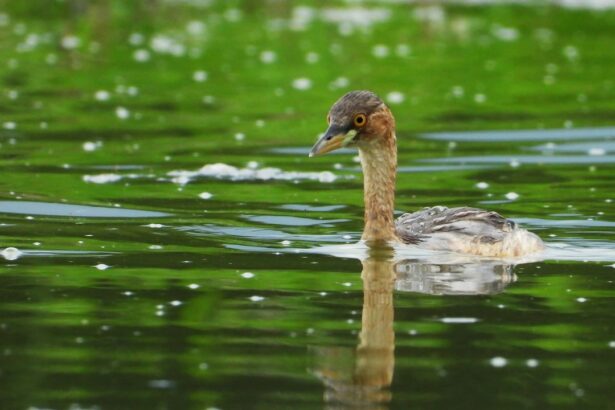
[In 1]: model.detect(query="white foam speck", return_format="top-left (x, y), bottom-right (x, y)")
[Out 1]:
top-left (1, 247), bottom-right (22, 261)
top-left (505, 192), bottom-right (519, 200)
top-left (490, 357), bottom-right (507, 367)
top-left (305, 52), bottom-right (319, 64)
top-left (588, 147), bottom-right (606, 156)
top-left (292, 77), bottom-right (312, 90)
top-left (95, 263), bottom-right (110, 270)
top-left (94, 90), bottom-right (111, 101)
top-left (167, 163), bottom-right (340, 184)
top-left (609, 341), bottom-right (615, 348)
top-left (492, 25), bottom-right (519, 41)
top-left (576, 297), bottom-right (587, 303)
top-left (386, 91), bottom-right (405, 104)
top-left (372, 44), bottom-right (389, 58)
top-left (188, 283), bottom-right (200, 289)
top-left (3, 122), bottom-right (16, 130)
top-left (241, 272), bottom-right (255, 279)
top-left (260, 50), bottom-right (277, 64)
top-left (476, 181), bottom-right (489, 189)
top-left (280, 240), bottom-right (292, 246)
top-left (440, 317), bottom-right (479, 324)
top-left (193, 70), bottom-right (208, 82)
top-left (169, 300), bottom-right (182, 306)
top-left (198, 192), bottom-right (213, 200)
top-left (234, 133), bottom-right (245, 141)
top-left (61, 35), bottom-right (80, 49)
top-left (330, 77), bottom-right (349, 90)
top-left (321, 7), bottom-right (391, 32)
top-left (83, 174), bottom-right (122, 184)
top-left (133, 49), bottom-right (150, 62)
top-left (474, 93), bottom-right (487, 104)
top-left (526, 358), bottom-right (539, 367)
top-left (115, 106), bottom-right (130, 120)
top-left (82, 141), bottom-right (102, 152)
top-left (146, 223), bottom-right (164, 228)
top-left (249, 295), bottom-right (265, 302)
top-left (129, 32), bottom-right (144, 45)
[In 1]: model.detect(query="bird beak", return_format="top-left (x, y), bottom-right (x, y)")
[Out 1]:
top-left (309, 126), bottom-right (357, 157)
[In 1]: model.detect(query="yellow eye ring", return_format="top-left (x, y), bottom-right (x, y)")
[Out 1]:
top-left (354, 113), bottom-right (367, 127)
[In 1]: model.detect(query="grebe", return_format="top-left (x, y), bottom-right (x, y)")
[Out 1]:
top-left (309, 90), bottom-right (544, 257)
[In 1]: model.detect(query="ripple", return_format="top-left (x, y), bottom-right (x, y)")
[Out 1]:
top-left (421, 126), bottom-right (615, 142)
top-left (0, 201), bottom-right (168, 218)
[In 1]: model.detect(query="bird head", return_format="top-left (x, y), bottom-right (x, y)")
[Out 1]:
top-left (309, 90), bottom-right (395, 157)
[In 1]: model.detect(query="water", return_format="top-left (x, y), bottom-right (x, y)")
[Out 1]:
top-left (1, 1), bottom-right (615, 409)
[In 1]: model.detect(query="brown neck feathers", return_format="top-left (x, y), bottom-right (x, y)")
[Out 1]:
top-left (358, 121), bottom-right (398, 245)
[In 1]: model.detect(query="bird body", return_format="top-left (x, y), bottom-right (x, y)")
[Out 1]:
top-left (310, 90), bottom-right (544, 258)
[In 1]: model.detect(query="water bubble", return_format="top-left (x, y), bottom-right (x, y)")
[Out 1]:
top-left (133, 49), bottom-right (150, 62)
top-left (330, 76), bottom-right (349, 89)
top-left (563, 45), bottom-right (579, 61)
top-left (94, 90), bottom-right (111, 101)
top-left (526, 359), bottom-right (539, 367)
top-left (588, 147), bottom-right (606, 156)
top-left (1, 247), bottom-right (22, 261)
top-left (82, 141), bottom-right (102, 152)
top-left (372, 44), bottom-right (389, 58)
top-left (61, 35), bottom-right (80, 49)
top-left (386, 91), bottom-right (405, 105)
top-left (259, 50), bottom-right (277, 64)
top-left (115, 107), bottom-right (130, 120)
top-left (193, 70), bottom-right (208, 82)
top-left (305, 52), bottom-right (319, 64)
top-left (490, 357), bottom-right (507, 367)
top-left (474, 93), bottom-right (487, 104)
top-left (186, 21), bottom-right (206, 35)
top-left (129, 32), bottom-right (144, 46)
top-left (292, 77), bottom-right (312, 90)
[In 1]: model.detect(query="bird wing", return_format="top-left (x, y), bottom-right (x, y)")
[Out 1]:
top-left (395, 206), bottom-right (516, 246)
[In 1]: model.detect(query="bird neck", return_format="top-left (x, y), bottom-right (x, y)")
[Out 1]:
top-left (358, 131), bottom-right (399, 245)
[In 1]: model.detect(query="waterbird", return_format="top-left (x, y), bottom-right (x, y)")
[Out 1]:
top-left (309, 90), bottom-right (544, 257)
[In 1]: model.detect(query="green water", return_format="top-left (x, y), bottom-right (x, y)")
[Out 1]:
top-left (1, 1), bottom-right (615, 409)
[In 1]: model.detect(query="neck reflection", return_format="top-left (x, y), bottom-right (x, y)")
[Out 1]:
top-left (311, 247), bottom-right (515, 409)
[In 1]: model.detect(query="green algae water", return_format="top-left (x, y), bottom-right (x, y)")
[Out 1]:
top-left (1, 1), bottom-right (615, 409)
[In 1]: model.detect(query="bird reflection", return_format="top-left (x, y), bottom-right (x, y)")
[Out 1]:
top-left (310, 247), bottom-right (515, 409)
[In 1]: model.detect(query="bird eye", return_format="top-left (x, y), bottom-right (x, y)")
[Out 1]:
top-left (354, 113), bottom-right (367, 127)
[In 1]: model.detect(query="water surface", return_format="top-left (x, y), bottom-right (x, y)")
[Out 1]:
top-left (1, 1), bottom-right (615, 409)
